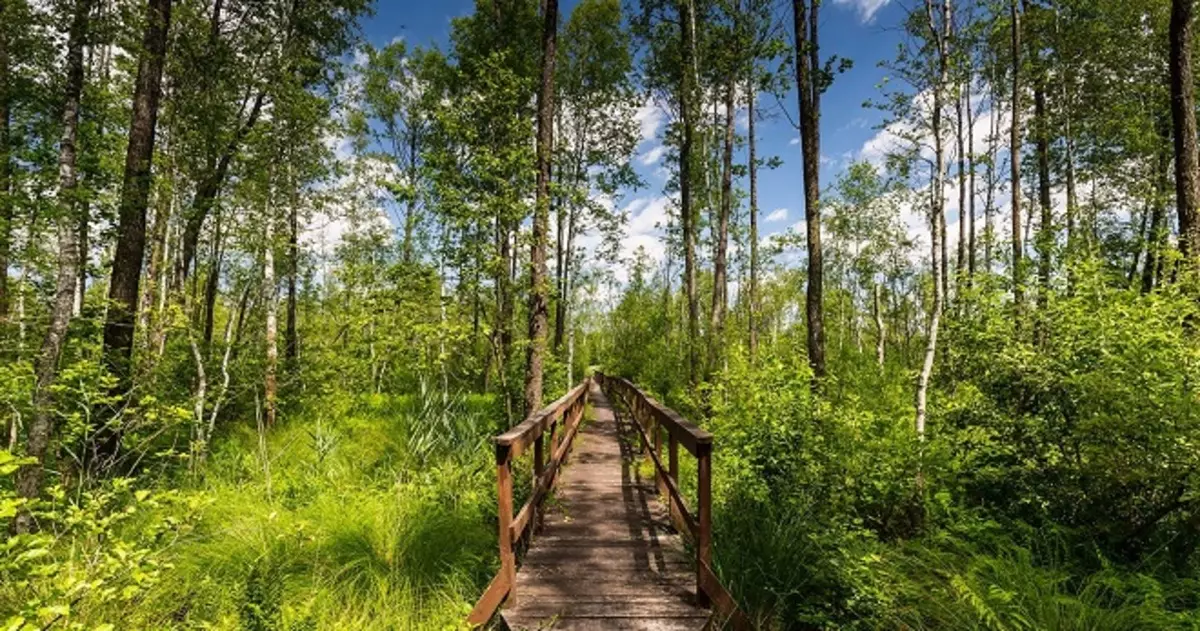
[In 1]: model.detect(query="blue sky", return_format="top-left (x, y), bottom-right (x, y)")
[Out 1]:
top-left (357, 0), bottom-right (914, 267)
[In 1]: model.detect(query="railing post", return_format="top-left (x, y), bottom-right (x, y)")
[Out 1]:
top-left (654, 417), bottom-right (664, 497)
top-left (668, 433), bottom-right (679, 520)
top-left (496, 443), bottom-right (516, 603)
top-left (696, 441), bottom-right (712, 608)
top-left (549, 418), bottom-right (558, 459)
top-left (637, 398), bottom-right (648, 455)
top-left (533, 431), bottom-right (545, 483)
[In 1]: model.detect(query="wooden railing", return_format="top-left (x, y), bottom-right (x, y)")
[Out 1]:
top-left (466, 378), bottom-right (591, 625)
top-left (598, 373), bottom-right (752, 630)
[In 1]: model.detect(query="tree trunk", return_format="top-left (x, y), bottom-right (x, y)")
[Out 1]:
top-left (1062, 60), bottom-right (1079, 261)
top-left (956, 81), bottom-right (966, 281)
top-left (0, 0), bottom-right (10, 324)
top-left (178, 91), bottom-right (266, 287)
top-left (555, 125), bottom-right (585, 355)
top-left (188, 330), bottom-right (206, 471)
top-left (985, 64), bottom-right (999, 272)
top-left (1143, 204), bottom-right (1166, 293)
top-left (101, 0), bottom-right (171, 388)
top-left (679, 0), bottom-right (700, 385)
top-left (1010, 0), bottom-right (1024, 317)
top-left (524, 0), bottom-right (557, 416)
top-left (915, 0), bottom-right (950, 439)
top-left (748, 76), bottom-right (759, 361)
top-left (402, 129), bottom-right (418, 263)
top-left (563, 200), bottom-right (578, 364)
top-left (95, 0), bottom-right (171, 471)
top-left (1171, 0), bottom-right (1200, 262)
top-left (496, 219), bottom-right (513, 413)
top-left (1065, 127), bottom-right (1079, 255)
top-left (553, 140), bottom-right (566, 352)
top-left (139, 161), bottom-right (170, 335)
top-left (1026, 0), bottom-right (1052, 317)
top-left (1144, 142), bottom-right (1171, 294)
top-left (711, 78), bottom-right (734, 368)
top-left (940, 173), bottom-right (949, 304)
top-left (202, 208), bottom-right (223, 350)
top-left (264, 197), bottom-right (278, 428)
top-left (12, 203), bottom-right (41, 356)
top-left (1129, 206), bottom-right (1148, 287)
top-left (966, 74), bottom-right (977, 280)
top-left (15, 0), bottom-right (91, 532)
top-left (75, 201), bottom-right (87, 316)
top-left (794, 0), bottom-right (826, 384)
top-left (874, 283), bottom-right (885, 369)
top-left (202, 283), bottom-right (244, 461)
top-left (285, 183), bottom-right (298, 364)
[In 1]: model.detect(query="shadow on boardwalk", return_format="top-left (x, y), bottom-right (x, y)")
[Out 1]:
top-left (500, 383), bottom-right (710, 630)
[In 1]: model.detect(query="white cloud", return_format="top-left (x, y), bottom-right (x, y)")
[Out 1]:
top-left (576, 194), bottom-right (675, 286)
top-left (624, 233), bottom-right (667, 264)
top-left (634, 99), bottom-right (667, 146)
top-left (859, 118), bottom-right (915, 167)
top-left (838, 117), bottom-right (872, 132)
top-left (301, 155), bottom-right (397, 260)
top-left (789, 136), bottom-right (800, 146)
top-left (639, 144), bottom-right (667, 166)
top-left (736, 111), bottom-right (750, 132)
top-left (765, 208), bottom-right (787, 222)
top-left (855, 87), bottom-right (1011, 177)
top-left (626, 196), bottom-right (673, 235)
top-left (833, 0), bottom-right (891, 23)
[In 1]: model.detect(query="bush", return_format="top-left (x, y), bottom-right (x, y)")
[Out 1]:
top-left (0, 451), bottom-right (202, 631)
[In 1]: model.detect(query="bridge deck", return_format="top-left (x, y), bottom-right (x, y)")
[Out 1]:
top-left (501, 382), bottom-right (710, 630)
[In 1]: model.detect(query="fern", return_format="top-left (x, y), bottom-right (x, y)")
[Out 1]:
top-left (951, 574), bottom-right (1008, 631)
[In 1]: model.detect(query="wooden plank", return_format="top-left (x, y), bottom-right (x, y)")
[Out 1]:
top-left (505, 599), bottom-right (711, 619)
top-left (504, 616), bottom-right (708, 631)
top-left (465, 570), bottom-right (510, 625)
top-left (501, 383), bottom-right (711, 630)
top-left (514, 566), bottom-right (695, 584)
top-left (518, 554), bottom-right (692, 572)
top-left (699, 561), bottom-right (754, 631)
top-left (497, 445), bottom-right (516, 603)
top-left (510, 577), bottom-right (697, 599)
top-left (696, 443), bottom-right (712, 608)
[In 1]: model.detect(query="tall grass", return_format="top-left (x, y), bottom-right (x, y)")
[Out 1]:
top-left (125, 388), bottom-right (500, 630)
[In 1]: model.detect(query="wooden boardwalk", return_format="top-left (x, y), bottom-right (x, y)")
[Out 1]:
top-left (501, 382), bottom-right (710, 630)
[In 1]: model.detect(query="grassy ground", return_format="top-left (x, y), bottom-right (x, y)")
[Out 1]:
top-left (128, 391), bottom-right (501, 630)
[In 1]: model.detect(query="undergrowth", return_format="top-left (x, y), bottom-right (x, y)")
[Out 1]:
top-left (2, 389), bottom-right (501, 630)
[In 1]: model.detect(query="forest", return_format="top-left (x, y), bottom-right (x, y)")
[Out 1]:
top-left (2, 0), bottom-right (1200, 628)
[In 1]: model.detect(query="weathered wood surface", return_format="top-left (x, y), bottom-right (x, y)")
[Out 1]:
top-left (501, 382), bottom-right (710, 630)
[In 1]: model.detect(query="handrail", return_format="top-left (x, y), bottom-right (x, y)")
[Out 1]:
top-left (597, 372), bottom-right (753, 631)
top-left (495, 380), bottom-right (589, 454)
top-left (466, 377), bottom-right (591, 626)
top-left (603, 375), bottom-right (713, 455)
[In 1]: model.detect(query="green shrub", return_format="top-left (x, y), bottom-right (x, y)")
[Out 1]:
top-left (0, 451), bottom-right (203, 631)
